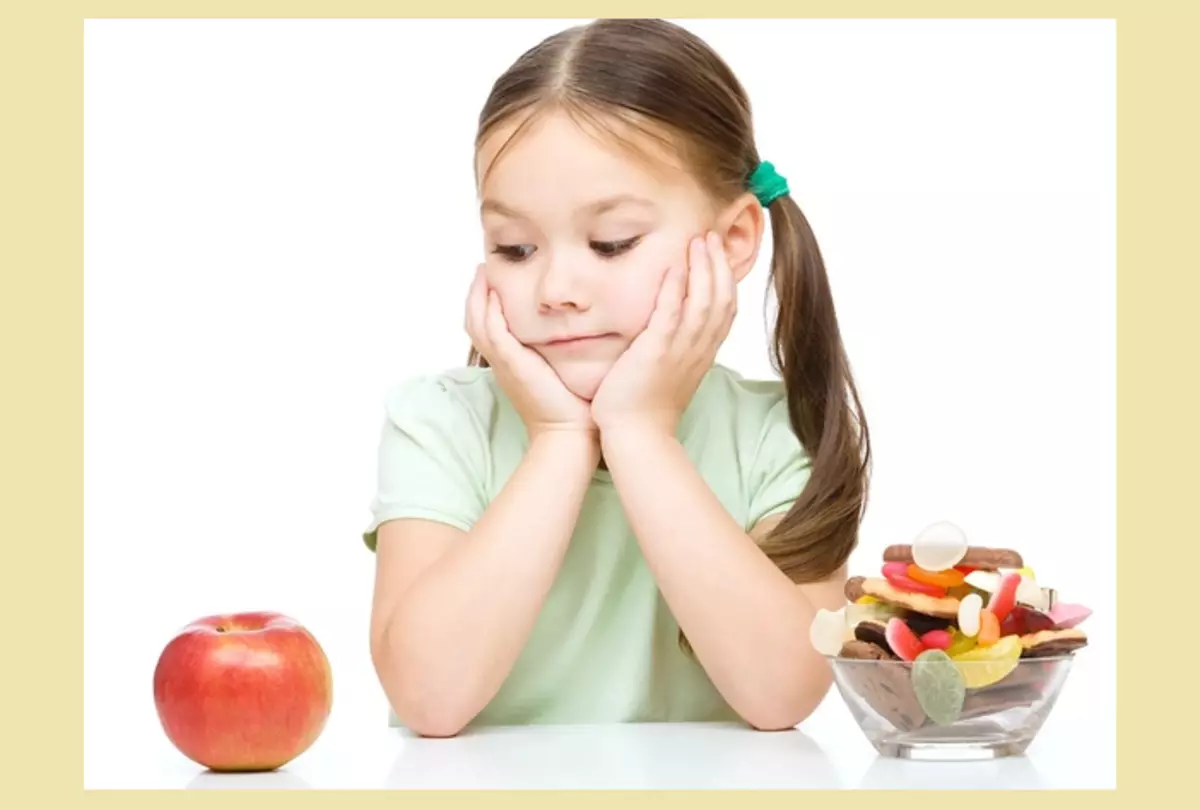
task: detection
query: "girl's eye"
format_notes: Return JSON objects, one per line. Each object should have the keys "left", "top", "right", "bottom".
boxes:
{"left": 492, "top": 244, "right": 536, "bottom": 262}
{"left": 590, "top": 236, "right": 642, "bottom": 258}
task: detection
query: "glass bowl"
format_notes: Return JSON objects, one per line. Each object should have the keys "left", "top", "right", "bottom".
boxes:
{"left": 826, "top": 653, "right": 1076, "bottom": 761}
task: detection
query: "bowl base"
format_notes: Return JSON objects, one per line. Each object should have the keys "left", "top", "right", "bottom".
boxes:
{"left": 871, "top": 720, "right": 1033, "bottom": 761}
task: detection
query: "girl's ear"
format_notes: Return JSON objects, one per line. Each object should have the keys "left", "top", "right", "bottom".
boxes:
{"left": 715, "top": 191, "right": 766, "bottom": 283}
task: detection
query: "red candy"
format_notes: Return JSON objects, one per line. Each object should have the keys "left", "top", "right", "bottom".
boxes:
{"left": 885, "top": 617, "right": 926, "bottom": 661}
{"left": 920, "top": 629, "right": 952, "bottom": 650}
{"left": 988, "top": 572, "right": 1021, "bottom": 622}
{"left": 882, "top": 562, "right": 948, "bottom": 597}
{"left": 955, "top": 565, "right": 977, "bottom": 575}
{"left": 1001, "top": 605, "right": 1056, "bottom": 636}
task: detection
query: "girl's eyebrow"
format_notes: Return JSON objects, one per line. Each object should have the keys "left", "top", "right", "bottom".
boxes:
{"left": 480, "top": 194, "right": 657, "bottom": 220}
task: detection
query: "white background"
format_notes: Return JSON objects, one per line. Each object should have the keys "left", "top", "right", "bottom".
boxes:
{"left": 84, "top": 18, "right": 1116, "bottom": 788}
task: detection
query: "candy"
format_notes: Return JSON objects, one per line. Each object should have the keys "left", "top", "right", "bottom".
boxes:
{"left": 977, "top": 608, "right": 1000, "bottom": 646}
{"left": 920, "top": 629, "right": 952, "bottom": 650}
{"left": 1048, "top": 603, "right": 1092, "bottom": 630}
{"left": 809, "top": 608, "right": 846, "bottom": 656}
{"left": 988, "top": 572, "right": 1021, "bottom": 622}
{"left": 855, "top": 595, "right": 879, "bottom": 605}
{"left": 964, "top": 569, "right": 1050, "bottom": 612}
{"left": 885, "top": 617, "right": 926, "bottom": 662}
{"left": 882, "top": 562, "right": 948, "bottom": 597}
{"left": 945, "top": 629, "right": 978, "bottom": 657}
{"left": 950, "top": 634, "right": 1023, "bottom": 689}
{"left": 911, "top": 521, "right": 968, "bottom": 572}
{"left": 911, "top": 649, "right": 966, "bottom": 725}
{"left": 1000, "top": 605, "right": 1056, "bottom": 636}
{"left": 907, "top": 564, "right": 965, "bottom": 589}
{"left": 957, "top": 592, "right": 983, "bottom": 637}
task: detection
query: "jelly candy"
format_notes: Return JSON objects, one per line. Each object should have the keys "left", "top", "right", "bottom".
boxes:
{"left": 882, "top": 562, "right": 948, "bottom": 597}
{"left": 920, "top": 629, "right": 952, "bottom": 650}
{"left": 907, "top": 564, "right": 965, "bottom": 589}
{"left": 988, "top": 572, "right": 1021, "bottom": 622}
{"left": 977, "top": 608, "right": 1000, "bottom": 646}
{"left": 950, "top": 634, "right": 1022, "bottom": 689}
{"left": 945, "top": 629, "right": 978, "bottom": 657}
{"left": 809, "top": 608, "right": 847, "bottom": 656}
{"left": 1000, "top": 605, "right": 1055, "bottom": 636}
{"left": 965, "top": 569, "right": 1048, "bottom": 612}
{"left": 885, "top": 617, "right": 926, "bottom": 662}
{"left": 911, "top": 649, "right": 966, "bottom": 725}
{"left": 911, "top": 521, "right": 968, "bottom": 572}
{"left": 957, "top": 592, "right": 983, "bottom": 637}
{"left": 855, "top": 595, "right": 879, "bottom": 605}
{"left": 1048, "top": 603, "right": 1092, "bottom": 630}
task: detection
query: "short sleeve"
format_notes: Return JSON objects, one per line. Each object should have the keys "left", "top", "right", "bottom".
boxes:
{"left": 361, "top": 375, "right": 491, "bottom": 551}
{"left": 745, "top": 398, "right": 812, "bottom": 529}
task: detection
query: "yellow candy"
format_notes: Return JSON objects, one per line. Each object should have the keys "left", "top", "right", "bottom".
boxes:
{"left": 945, "top": 630, "right": 978, "bottom": 658}
{"left": 855, "top": 595, "right": 878, "bottom": 605}
{"left": 1017, "top": 566, "right": 1036, "bottom": 581}
{"left": 950, "top": 634, "right": 1022, "bottom": 689}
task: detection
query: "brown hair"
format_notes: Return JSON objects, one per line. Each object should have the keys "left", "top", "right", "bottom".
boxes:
{"left": 469, "top": 19, "right": 870, "bottom": 589}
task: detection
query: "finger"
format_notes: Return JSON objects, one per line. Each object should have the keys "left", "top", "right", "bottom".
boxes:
{"left": 706, "top": 232, "right": 737, "bottom": 340}
{"left": 680, "top": 234, "right": 714, "bottom": 343}
{"left": 464, "top": 265, "right": 493, "bottom": 357}
{"left": 484, "top": 289, "right": 524, "bottom": 363}
{"left": 645, "top": 259, "right": 687, "bottom": 341}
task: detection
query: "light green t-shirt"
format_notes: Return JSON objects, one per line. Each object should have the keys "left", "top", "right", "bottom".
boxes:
{"left": 362, "top": 363, "right": 811, "bottom": 728}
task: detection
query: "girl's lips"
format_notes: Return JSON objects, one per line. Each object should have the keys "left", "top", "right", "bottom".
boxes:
{"left": 544, "top": 333, "right": 617, "bottom": 346}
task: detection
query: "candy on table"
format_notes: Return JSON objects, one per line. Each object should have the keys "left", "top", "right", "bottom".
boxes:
{"left": 976, "top": 608, "right": 1001, "bottom": 646}
{"left": 957, "top": 592, "right": 983, "bottom": 638}
{"left": 910, "top": 521, "right": 969, "bottom": 572}
{"left": 881, "top": 562, "right": 947, "bottom": 597}
{"left": 911, "top": 649, "right": 967, "bottom": 725}
{"left": 920, "top": 629, "right": 952, "bottom": 651}
{"left": 987, "top": 572, "right": 1021, "bottom": 622}
{"left": 906, "top": 564, "right": 966, "bottom": 589}
{"left": 1047, "top": 602, "right": 1092, "bottom": 630}
{"left": 885, "top": 617, "right": 926, "bottom": 662}
{"left": 950, "top": 633, "right": 1023, "bottom": 689}
{"left": 809, "top": 607, "right": 846, "bottom": 656}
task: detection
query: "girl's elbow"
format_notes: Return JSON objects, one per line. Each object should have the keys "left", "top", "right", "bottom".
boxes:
{"left": 394, "top": 701, "right": 471, "bottom": 738}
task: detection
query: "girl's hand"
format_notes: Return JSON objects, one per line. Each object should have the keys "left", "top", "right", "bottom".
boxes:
{"left": 590, "top": 232, "right": 736, "bottom": 438}
{"left": 464, "top": 265, "right": 598, "bottom": 442}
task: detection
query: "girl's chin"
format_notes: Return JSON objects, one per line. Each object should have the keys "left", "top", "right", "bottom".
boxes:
{"left": 551, "top": 360, "right": 612, "bottom": 402}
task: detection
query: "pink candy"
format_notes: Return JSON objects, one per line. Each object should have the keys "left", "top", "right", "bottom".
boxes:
{"left": 1048, "top": 603, "right": 1092, "bottom": 630}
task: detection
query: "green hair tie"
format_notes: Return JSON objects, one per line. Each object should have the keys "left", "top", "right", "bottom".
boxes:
{"left": 748, "top": 160, "right": 789, "bottom": 206}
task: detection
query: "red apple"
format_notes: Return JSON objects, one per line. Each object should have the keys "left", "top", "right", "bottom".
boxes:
{"left": 153, "top": 611, "right": 332, "bottom": 772}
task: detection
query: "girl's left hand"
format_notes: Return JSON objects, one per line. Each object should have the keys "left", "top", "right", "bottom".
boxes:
{"left": 590, "top": 231, "right": 736, "bottom": 438}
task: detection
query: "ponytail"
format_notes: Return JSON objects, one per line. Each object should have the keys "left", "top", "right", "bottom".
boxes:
{"left": 757, "top": 195, "right": 872, "bottom": 583}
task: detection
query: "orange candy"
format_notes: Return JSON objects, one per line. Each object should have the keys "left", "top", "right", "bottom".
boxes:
{"left": 977, "top": 608, "right": 1001, "bottom": 646}
{"left": 906, "top": 564, "right": 966, "bottom": 589}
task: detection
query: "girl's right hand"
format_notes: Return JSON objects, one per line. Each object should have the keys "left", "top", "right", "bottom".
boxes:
{"left": 464, "top": 265, "right": 597, "bottom": 442}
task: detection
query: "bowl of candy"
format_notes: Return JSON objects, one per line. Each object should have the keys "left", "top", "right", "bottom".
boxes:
{"left": 811, "top": 522, "right": 1092, "bottom": 761}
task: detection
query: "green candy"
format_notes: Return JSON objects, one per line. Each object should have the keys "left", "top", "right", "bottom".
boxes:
{"left": 911, "top": 649, "right": 966, "bottom": 725}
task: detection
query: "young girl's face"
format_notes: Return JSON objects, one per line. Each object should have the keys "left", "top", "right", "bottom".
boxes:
{"left": 476, "top": 110, "right": 718, "bottom": 401}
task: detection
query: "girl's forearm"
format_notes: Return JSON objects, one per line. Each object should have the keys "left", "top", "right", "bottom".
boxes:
{"left": 600, "top": 426, "right": 840, "bottom": 731}
{"left": 378, "top": 432, "right": 599, "bottom": 736}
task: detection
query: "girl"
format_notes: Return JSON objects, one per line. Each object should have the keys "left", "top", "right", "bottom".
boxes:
{"left": 364, "top": 18, "right": 870, "bottom": 737}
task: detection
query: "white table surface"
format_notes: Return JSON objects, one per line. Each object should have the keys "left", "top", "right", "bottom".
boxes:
{"left": 87, "top": 648, "right": 1114, "bottom": 790}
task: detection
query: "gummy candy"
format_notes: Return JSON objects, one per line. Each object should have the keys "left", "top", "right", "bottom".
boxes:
{"left": 1048, "top": 602, "right": 1092, "bottom": 630}
{"left": 965, "top": 569, "right": 1049, "bottom": 612}
{"left": 950, "top": 634, "right": 1022, "bottom": 689}
{"left": 988, "top": 572, "right": 1021, "bottom": 622}
{"left": 911, "top": 521, "right": 968, "bottom": 572}
{"left": 882, "top": 562, "right": 948, "bottom": 597}
{"left": 920, "top": 629, "right": 952, "bottom": 650}
{"left": 912, "top": 649, "right": 966, "bottom": 725}
{"left": 945, "top": 629, "right": 978, "bottom": 657}
{"left": 1000, "top": 605, "right": 1056, "bottom": 636}
{"left": 855, "top": 595, "right": 879, "bottom": 605}
{"left": 957, "top": 592, "right": 983, "bottom": 637}
{"left": 907, "top": 564, "right": 965, "bottom": 589}
{"left": 977, "top": 608, "right": 1000, "bottom": 646}
{"left": 809, "top": 607, "right": 847, "bottom": 656}
{"left": 885, "top": 617, "right": 926, "bottom": 662}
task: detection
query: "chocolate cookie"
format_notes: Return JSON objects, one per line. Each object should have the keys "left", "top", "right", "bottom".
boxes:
{"left": 1020, "top": 628, "right": 1088, "bottom": 658}
{"left": 856, "top": 577, "right": 961, "bottom": 618}
{"left": 883, "top": 544, "right": 1024, "bottom": 570}
{"left": 845, "top": 576, "right": 867, "bottom": 603}
{"left": 853, "top": 621, "right": 892, "bottom": 654}
{"left": 839, "top": 639, "right": 891, "bottom": 660}
{"left": 835, "top": 659, "right": 929, "bottom": 732}
{"left": 902, "top": 611, "right": 954, "bottom": 635}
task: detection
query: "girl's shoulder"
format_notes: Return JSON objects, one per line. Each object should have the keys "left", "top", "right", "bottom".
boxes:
{"left": 378, "top": 366, "right": 508, "bottom": 445}
{"left": 695, "top": 363, "right": 790, "bottom": 431}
